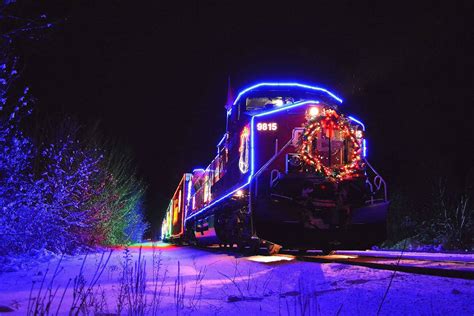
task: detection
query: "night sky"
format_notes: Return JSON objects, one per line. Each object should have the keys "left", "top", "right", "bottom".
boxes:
{"left": 9, "top": 1, "right": 474, "bottom": 234}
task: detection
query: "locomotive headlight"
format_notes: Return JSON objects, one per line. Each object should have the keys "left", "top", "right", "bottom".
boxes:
{"left": 234, "top": 189, "right": 245, "bottom": 198}
{"left": 274, "top": 99, "right": 284, "bottom": 107}
{"left": 308, "top": 106, "right": 319, "bottom": 117}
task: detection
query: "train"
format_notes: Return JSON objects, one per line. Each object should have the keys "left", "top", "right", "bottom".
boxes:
{"left": 160, "top": 82, "right": 389, "bottom": 255}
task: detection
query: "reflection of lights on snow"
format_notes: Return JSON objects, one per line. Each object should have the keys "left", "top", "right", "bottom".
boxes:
{"left": 122, "top": 242, "right": 177, "bottom": 249}
{"left": 234, "top": 189, "right": 244, "bottom": 198}
{"left": 326, "top": 255, "right": 357, "bottom": 259}
{"left": 274, "top": 99, "right": 284, "bottom": 107}
{"left": 246, "top": 255, "right": 295, "bottom": 263}
{"left": 308, "top": 106, "right": 319, "bottom": 117}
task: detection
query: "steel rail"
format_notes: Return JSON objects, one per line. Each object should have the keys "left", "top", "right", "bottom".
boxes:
{"left": 296, "top": 254, "right": 474, "bottom": 280}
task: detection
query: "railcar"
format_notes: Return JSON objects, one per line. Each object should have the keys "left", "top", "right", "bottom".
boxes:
{"left": 160, "top": 82, "right": 389, "bottom": 254}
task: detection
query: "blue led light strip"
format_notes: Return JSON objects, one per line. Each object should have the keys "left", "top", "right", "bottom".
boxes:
{"left": 186, "top": 100, "right": 373, "bottom": 221}
{"left": 185, "top": 100, "right": 321, "bottom": 222}
{"left": 217, "top": 133, "right": 227, "bottom": 147}
{"left": 216, "top": 133, "right": 227, "bottom": 154}
{"left": 233, "top": 82, "right": 343, "bottom": 106}
{"left": 184, "top": 181, "right": 252, "bottom": 221}
{"left": 348, "top": 116, "right": 366, "bottom": 131}
{"left": 348, "top": 115, "right": 367, "bottom": 157}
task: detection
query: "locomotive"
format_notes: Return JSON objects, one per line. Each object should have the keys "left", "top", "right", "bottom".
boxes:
{"left": 160, "top": 82, "right": 388, "bottom": 254}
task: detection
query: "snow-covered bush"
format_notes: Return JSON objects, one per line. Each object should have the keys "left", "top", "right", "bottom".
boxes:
{"left": 0, "top": 111, "right": 42, "bottom": 254}
{"left": 385, "top": 174, "right": 473, "bottom": 251}
{"left": 39, "top": 134, "right": 104, "bottom": 252}
{"left": 0, "top": 5, "right": 148, "bottom": 256}
{"left": 35, "top": 123, "right": 148, "bottom": 251}
{"left": 95, "top": 148, "right": 148, "bottom": 245}
{"left": 0, "top": 113, "right": 149, "bottom": 255}
{"left": 428, "top": 177, "right": 473, "bottom": 249}
{"left": 0, "top": 48, "right": 44, "bottom": 255}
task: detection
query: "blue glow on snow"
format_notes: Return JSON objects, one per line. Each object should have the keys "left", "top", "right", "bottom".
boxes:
{"left": 233, "top": 82, "right": 343, "bottom": 106}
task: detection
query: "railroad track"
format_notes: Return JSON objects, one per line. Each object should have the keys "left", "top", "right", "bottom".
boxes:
{"left": 289, "top": 251, "right": 474, "bottom": 280}
{"left": 189, "top": 244, "right": 474, "bottom": 280}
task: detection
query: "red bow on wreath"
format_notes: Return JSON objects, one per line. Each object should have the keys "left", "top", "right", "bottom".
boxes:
{"left": 320, "top": 111, "right": 339, "bottom": 138}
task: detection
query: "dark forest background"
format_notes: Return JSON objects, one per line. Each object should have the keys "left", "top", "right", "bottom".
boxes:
{"left": 2, "top": 1, "right": 473, "bottom": 248}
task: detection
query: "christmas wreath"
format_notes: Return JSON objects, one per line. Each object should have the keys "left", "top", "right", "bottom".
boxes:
{"left": 298, "top": 109, "right": 364, "bottom": 180}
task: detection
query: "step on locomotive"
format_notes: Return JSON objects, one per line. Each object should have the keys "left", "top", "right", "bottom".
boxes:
{"left": 160, "top": 82, "right": 389, "bottom": 255}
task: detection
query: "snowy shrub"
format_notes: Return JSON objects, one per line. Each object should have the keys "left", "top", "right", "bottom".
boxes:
{"left": 428, "top": 177, "right": 473, "bottom": 249}
{"left": 0, "top": 116, "right": 149, "bottom": 255}
{"left": 124, "top": 200, "right": 149, "bottom": 244}
{"left": 0, "top": 58, "right": 43, "bottom": 255}
{"left": 385, "top": 175, "right": 473, "bottom": 251}
{"left": 39, "top": 135, "right": 104, "bottom": 252}
{"left": 0, "top": 7, "right": 148, "bottom": 256}
{"left": 96, "top": 149, "right": 148, "bottom": 245}
{"left": 37, "top": 125, "right": 149, "bottom": 251}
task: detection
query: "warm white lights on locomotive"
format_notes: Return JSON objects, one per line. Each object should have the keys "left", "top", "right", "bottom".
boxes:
{"left": 274, "top": 99, "right": 284, "bottom": 107}
{"left": 238, "top": 126, "right": 250, "bottom": 174}
{"left": 234, "top": 189, "right": 244, "bottom": 198}
{"left": 308, "top": 106, "right": 319, "bottom": 117}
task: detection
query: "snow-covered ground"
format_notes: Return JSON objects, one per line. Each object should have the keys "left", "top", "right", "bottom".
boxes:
{"left": 0, "top": 243, "right": 473, "bottom": 315}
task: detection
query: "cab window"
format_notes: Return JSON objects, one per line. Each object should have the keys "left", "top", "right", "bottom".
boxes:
{"left": 245, "top": 96, "right": 295, "bottom": 112}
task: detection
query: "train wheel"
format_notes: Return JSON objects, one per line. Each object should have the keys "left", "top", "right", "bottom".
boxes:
{"left": 238, "top": 238, "right": 259, "bottom": 255}
{"left": 237, "top": 242, "right": 247, "bottom": 252}
{"left": 185, "top": 226, "right": 197, "bottom": 246}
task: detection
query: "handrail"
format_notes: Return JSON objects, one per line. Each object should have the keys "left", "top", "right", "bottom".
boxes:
{"left": 252, "top": 137, "right": 388, "bottom": 205}
{"left": 364, "top": 158, "right": 388, "bottom": 203}
{"left": 254, "top": 138, "right": 293, "bottom": 179}
{"left": 270, "top": 169, "right": 280, "bottom": 187}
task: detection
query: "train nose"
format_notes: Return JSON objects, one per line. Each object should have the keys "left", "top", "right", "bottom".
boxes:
{"left": 308, "top": 181, "right": 336, "bottom": 200}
